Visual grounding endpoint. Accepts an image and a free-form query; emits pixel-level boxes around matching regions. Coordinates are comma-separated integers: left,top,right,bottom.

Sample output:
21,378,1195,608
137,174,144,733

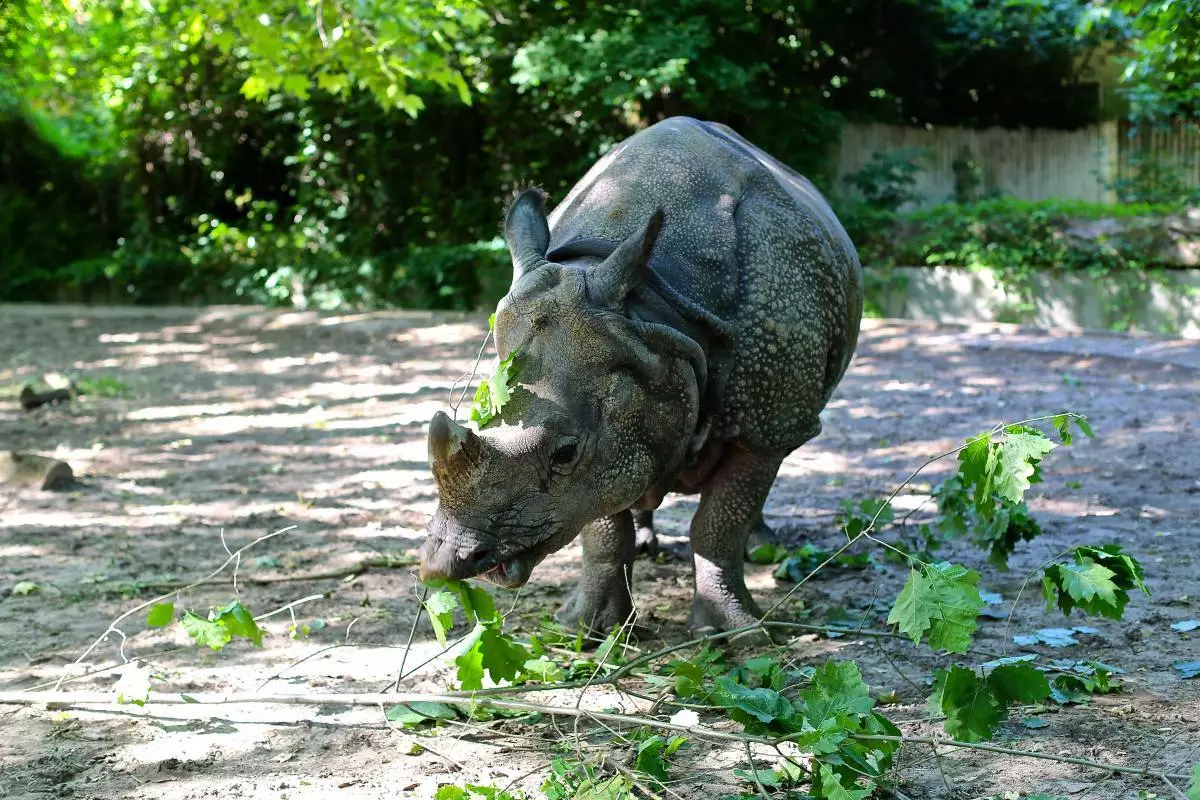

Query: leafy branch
0,689,1192,785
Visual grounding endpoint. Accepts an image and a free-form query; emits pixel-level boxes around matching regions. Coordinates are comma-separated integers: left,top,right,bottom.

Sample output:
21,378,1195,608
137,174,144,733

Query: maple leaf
424,590,458,646
993,428,1057,504
930,666,1003,743
888,562,983,653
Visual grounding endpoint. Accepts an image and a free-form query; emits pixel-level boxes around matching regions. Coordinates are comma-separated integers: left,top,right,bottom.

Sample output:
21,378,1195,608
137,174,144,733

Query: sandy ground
0,305,1197,800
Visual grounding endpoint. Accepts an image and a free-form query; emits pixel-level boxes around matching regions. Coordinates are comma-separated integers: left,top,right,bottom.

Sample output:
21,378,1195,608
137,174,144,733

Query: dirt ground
0,304,1197,800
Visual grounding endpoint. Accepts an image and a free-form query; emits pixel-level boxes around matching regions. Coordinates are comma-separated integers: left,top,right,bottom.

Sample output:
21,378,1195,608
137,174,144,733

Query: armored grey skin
420,117,862,636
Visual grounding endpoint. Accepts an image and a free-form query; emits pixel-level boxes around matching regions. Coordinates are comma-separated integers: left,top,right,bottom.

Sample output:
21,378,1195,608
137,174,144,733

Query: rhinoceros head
419,189,701,588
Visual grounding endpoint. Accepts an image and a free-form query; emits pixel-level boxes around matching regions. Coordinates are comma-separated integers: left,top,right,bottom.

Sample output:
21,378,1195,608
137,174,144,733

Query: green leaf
746,541,784,564
459,582,498,625
986,662,1051,705
455,635,486,691
733,766,781,787
146,601,174,628
1186,763,1200,800
887,562,983,653
800,661,875,726
634,735,685,782
181,610,232,651
595,627,627,665
1052,413,1072,445
993,429,1057,504
470,352,520,427
714,676,794,729
958,432,998,512
521,657,564,682
1042,545,1148,621
574,774,632,800
213,600,263,646
435,787,468,800
425,590,458,646
488,352,519,414
814,762,871,800
478,627,532,685
930,666,1003,743
469,381,494,427
386,701,458,727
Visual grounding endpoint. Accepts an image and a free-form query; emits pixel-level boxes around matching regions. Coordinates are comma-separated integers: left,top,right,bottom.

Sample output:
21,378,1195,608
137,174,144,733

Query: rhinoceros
419,116,862,635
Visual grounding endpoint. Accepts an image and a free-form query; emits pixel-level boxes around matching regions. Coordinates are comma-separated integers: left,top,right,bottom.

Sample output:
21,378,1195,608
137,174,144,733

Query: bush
853,198,1183,288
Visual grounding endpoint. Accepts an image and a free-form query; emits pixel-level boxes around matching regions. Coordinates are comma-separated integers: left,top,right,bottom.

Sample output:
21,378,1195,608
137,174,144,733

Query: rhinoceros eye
550,437,580,472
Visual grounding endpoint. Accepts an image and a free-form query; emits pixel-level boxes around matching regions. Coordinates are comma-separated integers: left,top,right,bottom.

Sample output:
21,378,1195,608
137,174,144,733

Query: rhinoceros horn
504,188,552,288
428,410,484,501
587,208,665,308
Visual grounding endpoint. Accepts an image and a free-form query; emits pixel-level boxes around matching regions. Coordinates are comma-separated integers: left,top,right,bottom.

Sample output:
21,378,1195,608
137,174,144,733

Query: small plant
843,148,927,212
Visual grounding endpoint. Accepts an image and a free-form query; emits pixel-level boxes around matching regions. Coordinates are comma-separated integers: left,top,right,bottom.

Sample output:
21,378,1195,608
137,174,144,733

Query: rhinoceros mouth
478,547,544,588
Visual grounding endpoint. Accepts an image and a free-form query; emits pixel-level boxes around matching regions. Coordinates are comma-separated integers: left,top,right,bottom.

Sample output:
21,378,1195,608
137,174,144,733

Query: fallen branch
0,690,1190,783
107,554,418,593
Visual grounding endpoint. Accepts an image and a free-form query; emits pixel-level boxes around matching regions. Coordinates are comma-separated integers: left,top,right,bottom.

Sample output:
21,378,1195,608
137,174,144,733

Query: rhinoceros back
547,117,862,453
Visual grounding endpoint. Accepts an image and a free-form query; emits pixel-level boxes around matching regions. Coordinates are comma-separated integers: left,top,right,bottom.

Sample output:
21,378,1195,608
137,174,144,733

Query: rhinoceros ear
587,209,664,309
504,188,551,288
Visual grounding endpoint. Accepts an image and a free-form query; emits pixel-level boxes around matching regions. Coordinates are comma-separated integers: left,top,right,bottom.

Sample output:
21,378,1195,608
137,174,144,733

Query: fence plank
837,120,1199,208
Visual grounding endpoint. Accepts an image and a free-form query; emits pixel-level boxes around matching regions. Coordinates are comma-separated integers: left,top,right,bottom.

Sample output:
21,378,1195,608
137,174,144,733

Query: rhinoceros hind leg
557,510,636,635
633,509,658,556
687,450,784,640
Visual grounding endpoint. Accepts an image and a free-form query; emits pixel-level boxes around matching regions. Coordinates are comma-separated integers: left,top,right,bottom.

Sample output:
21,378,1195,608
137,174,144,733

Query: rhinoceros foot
556,564,634,636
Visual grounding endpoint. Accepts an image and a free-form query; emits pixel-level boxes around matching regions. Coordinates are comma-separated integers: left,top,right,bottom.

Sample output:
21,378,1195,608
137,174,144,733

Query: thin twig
2,690,1191,782
1160,777,1190,800
393,585,429,691
743,741,772,800
603,754,664,800
54,526,298,691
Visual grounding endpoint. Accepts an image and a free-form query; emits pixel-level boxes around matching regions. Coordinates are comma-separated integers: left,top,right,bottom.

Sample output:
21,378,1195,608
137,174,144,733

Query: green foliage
854,199,1184,301
1188,763,1200,800
424,578,578,691
843,148,926,211
146,601,174,628
180,599,263,651
76,376,131,397
928,660,1051,742
888,562,984,654
3,0,1143,306
386,701,459,728
542,758,630,800
1087,0,1200,121
713,660,898,797
1042,545,1150,620
425,590,459,646
916,417,1090,569
470,351,520,428
632,734,687,784
435,785,527,800
1050,660,1119,703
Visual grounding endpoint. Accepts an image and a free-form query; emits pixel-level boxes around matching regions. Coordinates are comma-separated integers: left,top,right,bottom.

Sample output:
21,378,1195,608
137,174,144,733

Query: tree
1086,0,1200,122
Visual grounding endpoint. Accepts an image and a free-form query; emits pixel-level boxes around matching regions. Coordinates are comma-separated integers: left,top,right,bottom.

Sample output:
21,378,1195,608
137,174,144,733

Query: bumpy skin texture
420,117,862,637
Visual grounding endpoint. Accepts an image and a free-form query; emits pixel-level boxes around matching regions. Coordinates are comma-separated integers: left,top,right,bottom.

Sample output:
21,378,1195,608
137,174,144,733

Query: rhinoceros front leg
688,449,785,635
557,510,636,635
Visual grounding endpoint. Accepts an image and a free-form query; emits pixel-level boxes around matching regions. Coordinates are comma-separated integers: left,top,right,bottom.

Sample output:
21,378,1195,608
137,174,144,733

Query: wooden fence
836,119,1199,207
